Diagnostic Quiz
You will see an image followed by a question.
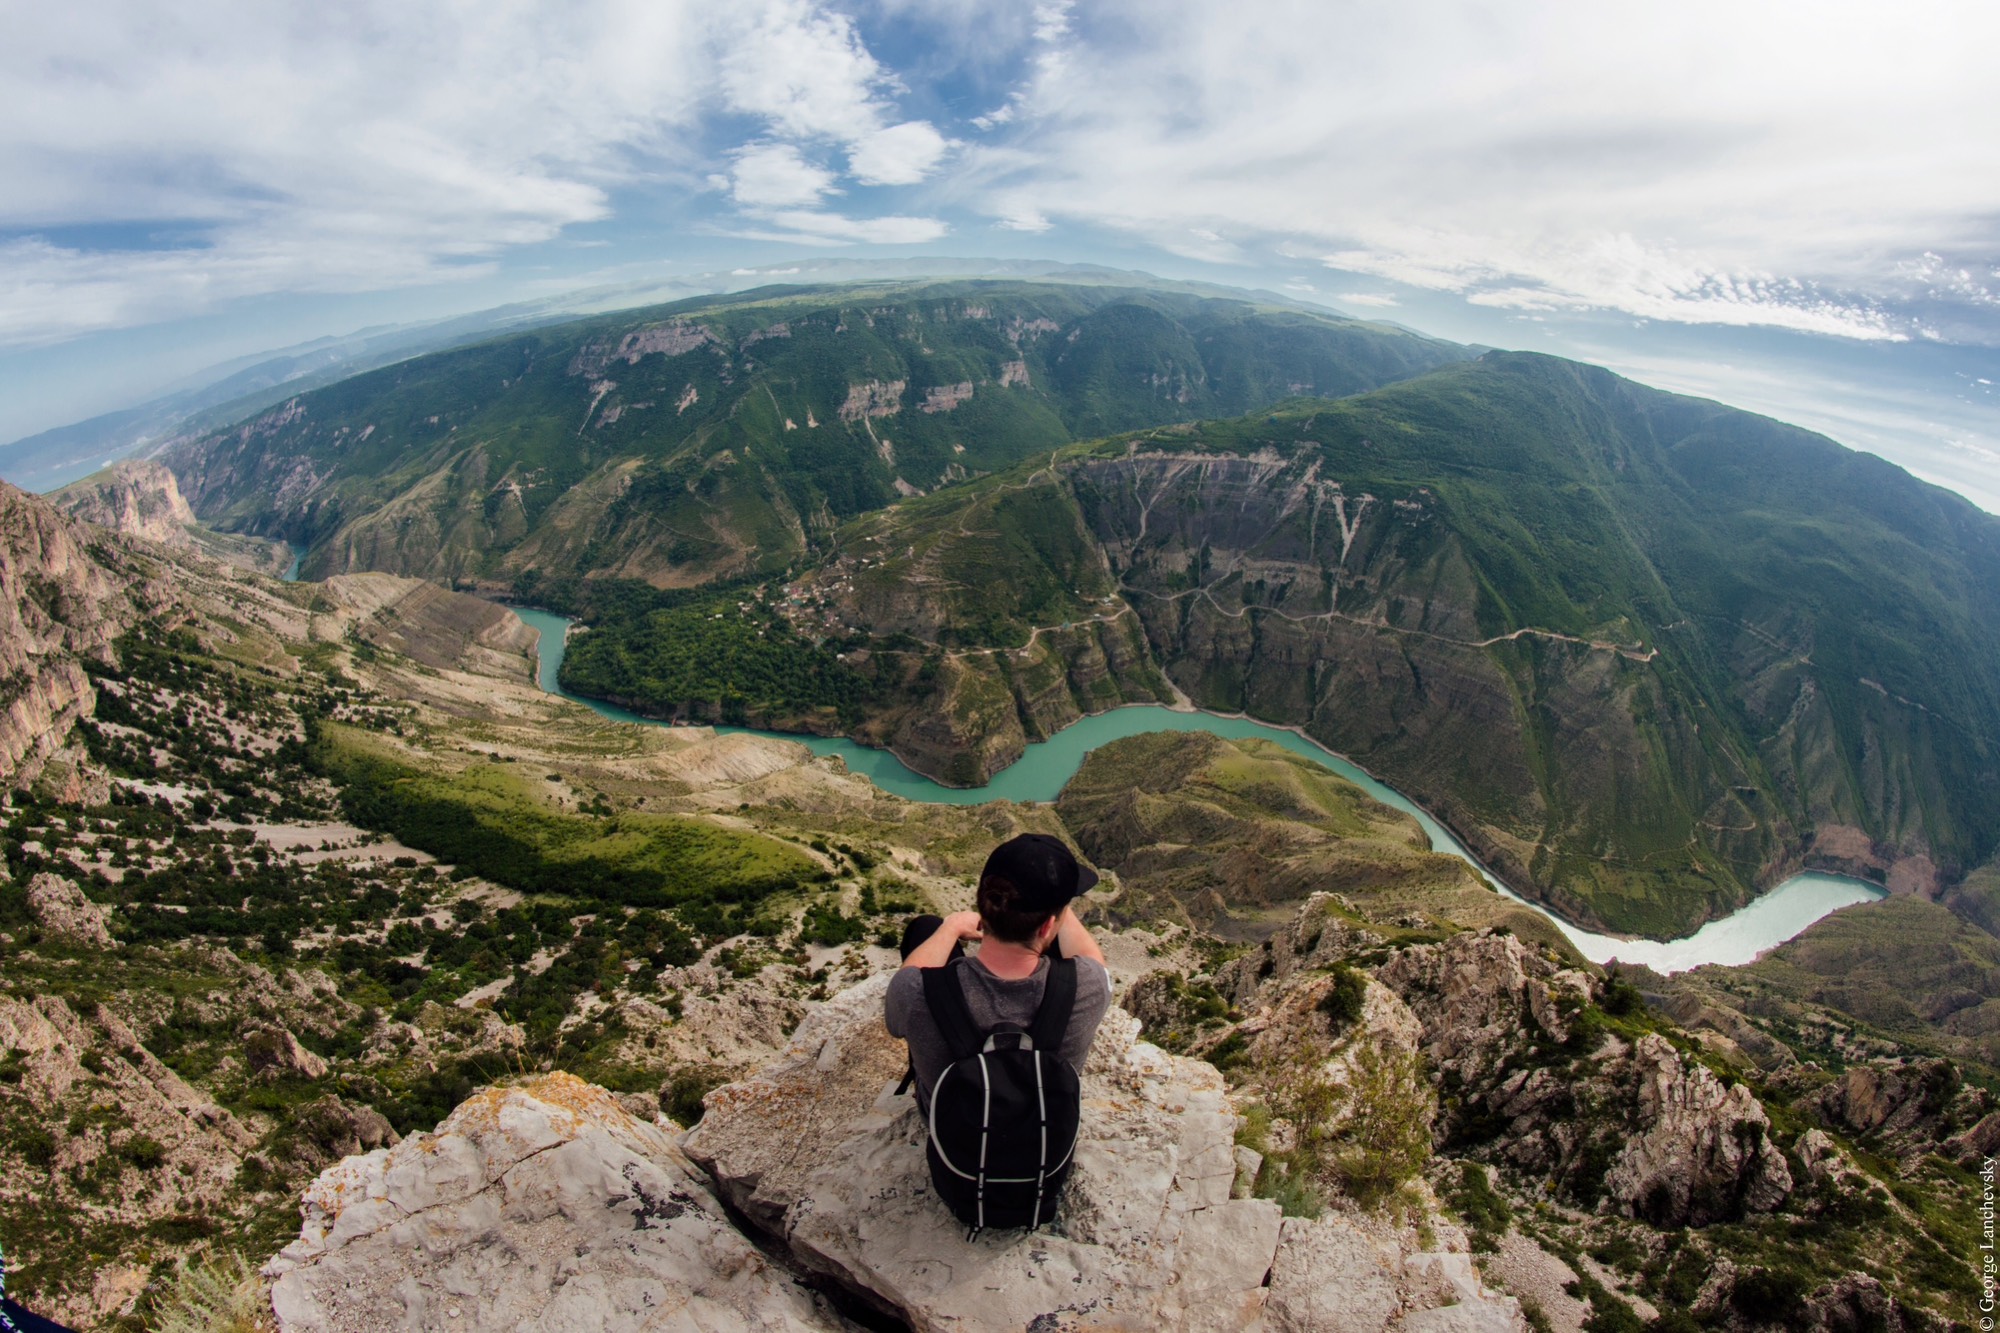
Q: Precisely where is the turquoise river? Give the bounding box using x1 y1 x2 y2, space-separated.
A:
511 607 1886 973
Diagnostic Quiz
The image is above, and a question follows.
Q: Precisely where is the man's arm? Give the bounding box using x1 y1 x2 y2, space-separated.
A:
1054 905 1106 967
901 910 983 969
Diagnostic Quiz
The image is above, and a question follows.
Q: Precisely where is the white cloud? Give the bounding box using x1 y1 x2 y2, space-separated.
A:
712 2 953 204
959 0 2000 341
1335 292 1400 308
9 0 1999 357
730 143 839 207
849 122 952 186
0 0 958 348
716 2 890 143
743 211 950 244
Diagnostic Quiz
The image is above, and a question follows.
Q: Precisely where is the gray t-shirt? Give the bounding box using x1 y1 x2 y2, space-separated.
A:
885 953 1112 1111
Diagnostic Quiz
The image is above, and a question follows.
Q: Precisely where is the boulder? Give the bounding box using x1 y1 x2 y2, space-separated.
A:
1262 1212 1526 1333
684 971 1282 1331
266 1072 852 1333
25 871 115 948
1947 1109 2000 1167
242 1022 330 1081
289 1095 399 1169
1802 1274 1935 1333
1375 931 1588 1085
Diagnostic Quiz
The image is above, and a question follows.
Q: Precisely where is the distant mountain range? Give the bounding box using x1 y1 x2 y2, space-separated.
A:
157 280 1463 587
0 257 1388 495
145 277 2000 937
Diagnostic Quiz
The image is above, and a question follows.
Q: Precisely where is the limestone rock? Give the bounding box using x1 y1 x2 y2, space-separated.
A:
29 744 112 806
1799 1058 1962 1148
0 991 254 1329
289 1095 399 1170
1265 1214 1403 1331
0 481 145 787
1374 932 1790 1227
49 459 197 546
1600 1034 1792 1226
1801 1273 1935 1333
243 1022 331 1081
1482 1233 1591 1333
1211 893 1386 1009
685 972 1284 1331
1947 1109 2000 1166
1376 932 1590 1084
25 871 115 948
267 1071 851 1333
1794 1129 1870 1197
319 573 539 680
1262 1207 1521 1333
686 972 1521 1333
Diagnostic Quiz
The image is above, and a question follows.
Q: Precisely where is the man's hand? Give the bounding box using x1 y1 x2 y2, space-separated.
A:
1054 905 1107 966
901 910 983 970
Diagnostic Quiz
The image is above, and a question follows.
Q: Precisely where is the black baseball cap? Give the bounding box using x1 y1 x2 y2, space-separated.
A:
981 833 1099 912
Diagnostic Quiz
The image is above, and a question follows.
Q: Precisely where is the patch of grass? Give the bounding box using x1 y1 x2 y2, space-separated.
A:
1446 1161 1513 1251
322 732 816 911
150 1253 274 1333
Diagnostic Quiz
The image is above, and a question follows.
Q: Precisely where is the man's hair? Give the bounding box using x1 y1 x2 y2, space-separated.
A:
977 872 1058 945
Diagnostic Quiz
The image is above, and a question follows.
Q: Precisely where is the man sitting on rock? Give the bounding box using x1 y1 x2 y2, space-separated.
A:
885 833 1111 1233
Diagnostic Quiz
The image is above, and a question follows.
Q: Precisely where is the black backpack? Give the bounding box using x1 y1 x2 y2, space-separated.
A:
914 952 1082 1237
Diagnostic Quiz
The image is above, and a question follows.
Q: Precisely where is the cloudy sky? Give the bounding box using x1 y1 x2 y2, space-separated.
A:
4 0 1997 505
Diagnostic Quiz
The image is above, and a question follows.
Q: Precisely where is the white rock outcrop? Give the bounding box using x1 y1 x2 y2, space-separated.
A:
1375 930 1791 1228
26 871 115 948
685 972 1522 1333
685 972 1281 1331
1600 1033 1792 1224
49 459 197 546
266 1072 854 1333
0 481 142 787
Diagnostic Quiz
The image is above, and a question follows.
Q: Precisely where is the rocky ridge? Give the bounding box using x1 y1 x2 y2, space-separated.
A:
260 889 1967 1332
0 480 149 791
48 460 198 546
270 970 1527 1332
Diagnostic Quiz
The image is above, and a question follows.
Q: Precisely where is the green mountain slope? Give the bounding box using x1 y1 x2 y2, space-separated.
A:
160 280 1464 588
573 351 1998 936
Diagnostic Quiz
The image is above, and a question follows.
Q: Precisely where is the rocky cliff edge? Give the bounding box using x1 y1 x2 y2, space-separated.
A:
267 970 1524 1332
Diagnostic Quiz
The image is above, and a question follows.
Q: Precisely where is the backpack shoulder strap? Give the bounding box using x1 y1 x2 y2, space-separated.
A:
921 958 983 1063
1028 954 1079 1056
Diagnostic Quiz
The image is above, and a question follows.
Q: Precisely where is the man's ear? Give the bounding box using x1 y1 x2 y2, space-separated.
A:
1037 914 1061 946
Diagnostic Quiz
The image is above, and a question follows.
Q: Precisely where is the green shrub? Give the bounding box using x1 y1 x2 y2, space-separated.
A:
1204 1032 1249 1072
1257 1036 1434 1211
118 1135 168 1170
1255 1163 1325 1219
1600 974 1646 1018
151 1254 273 1333
1729 1268 1811 1327
1318 964 1367 1033
663 1066 731 1127
17 1126 56 1168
